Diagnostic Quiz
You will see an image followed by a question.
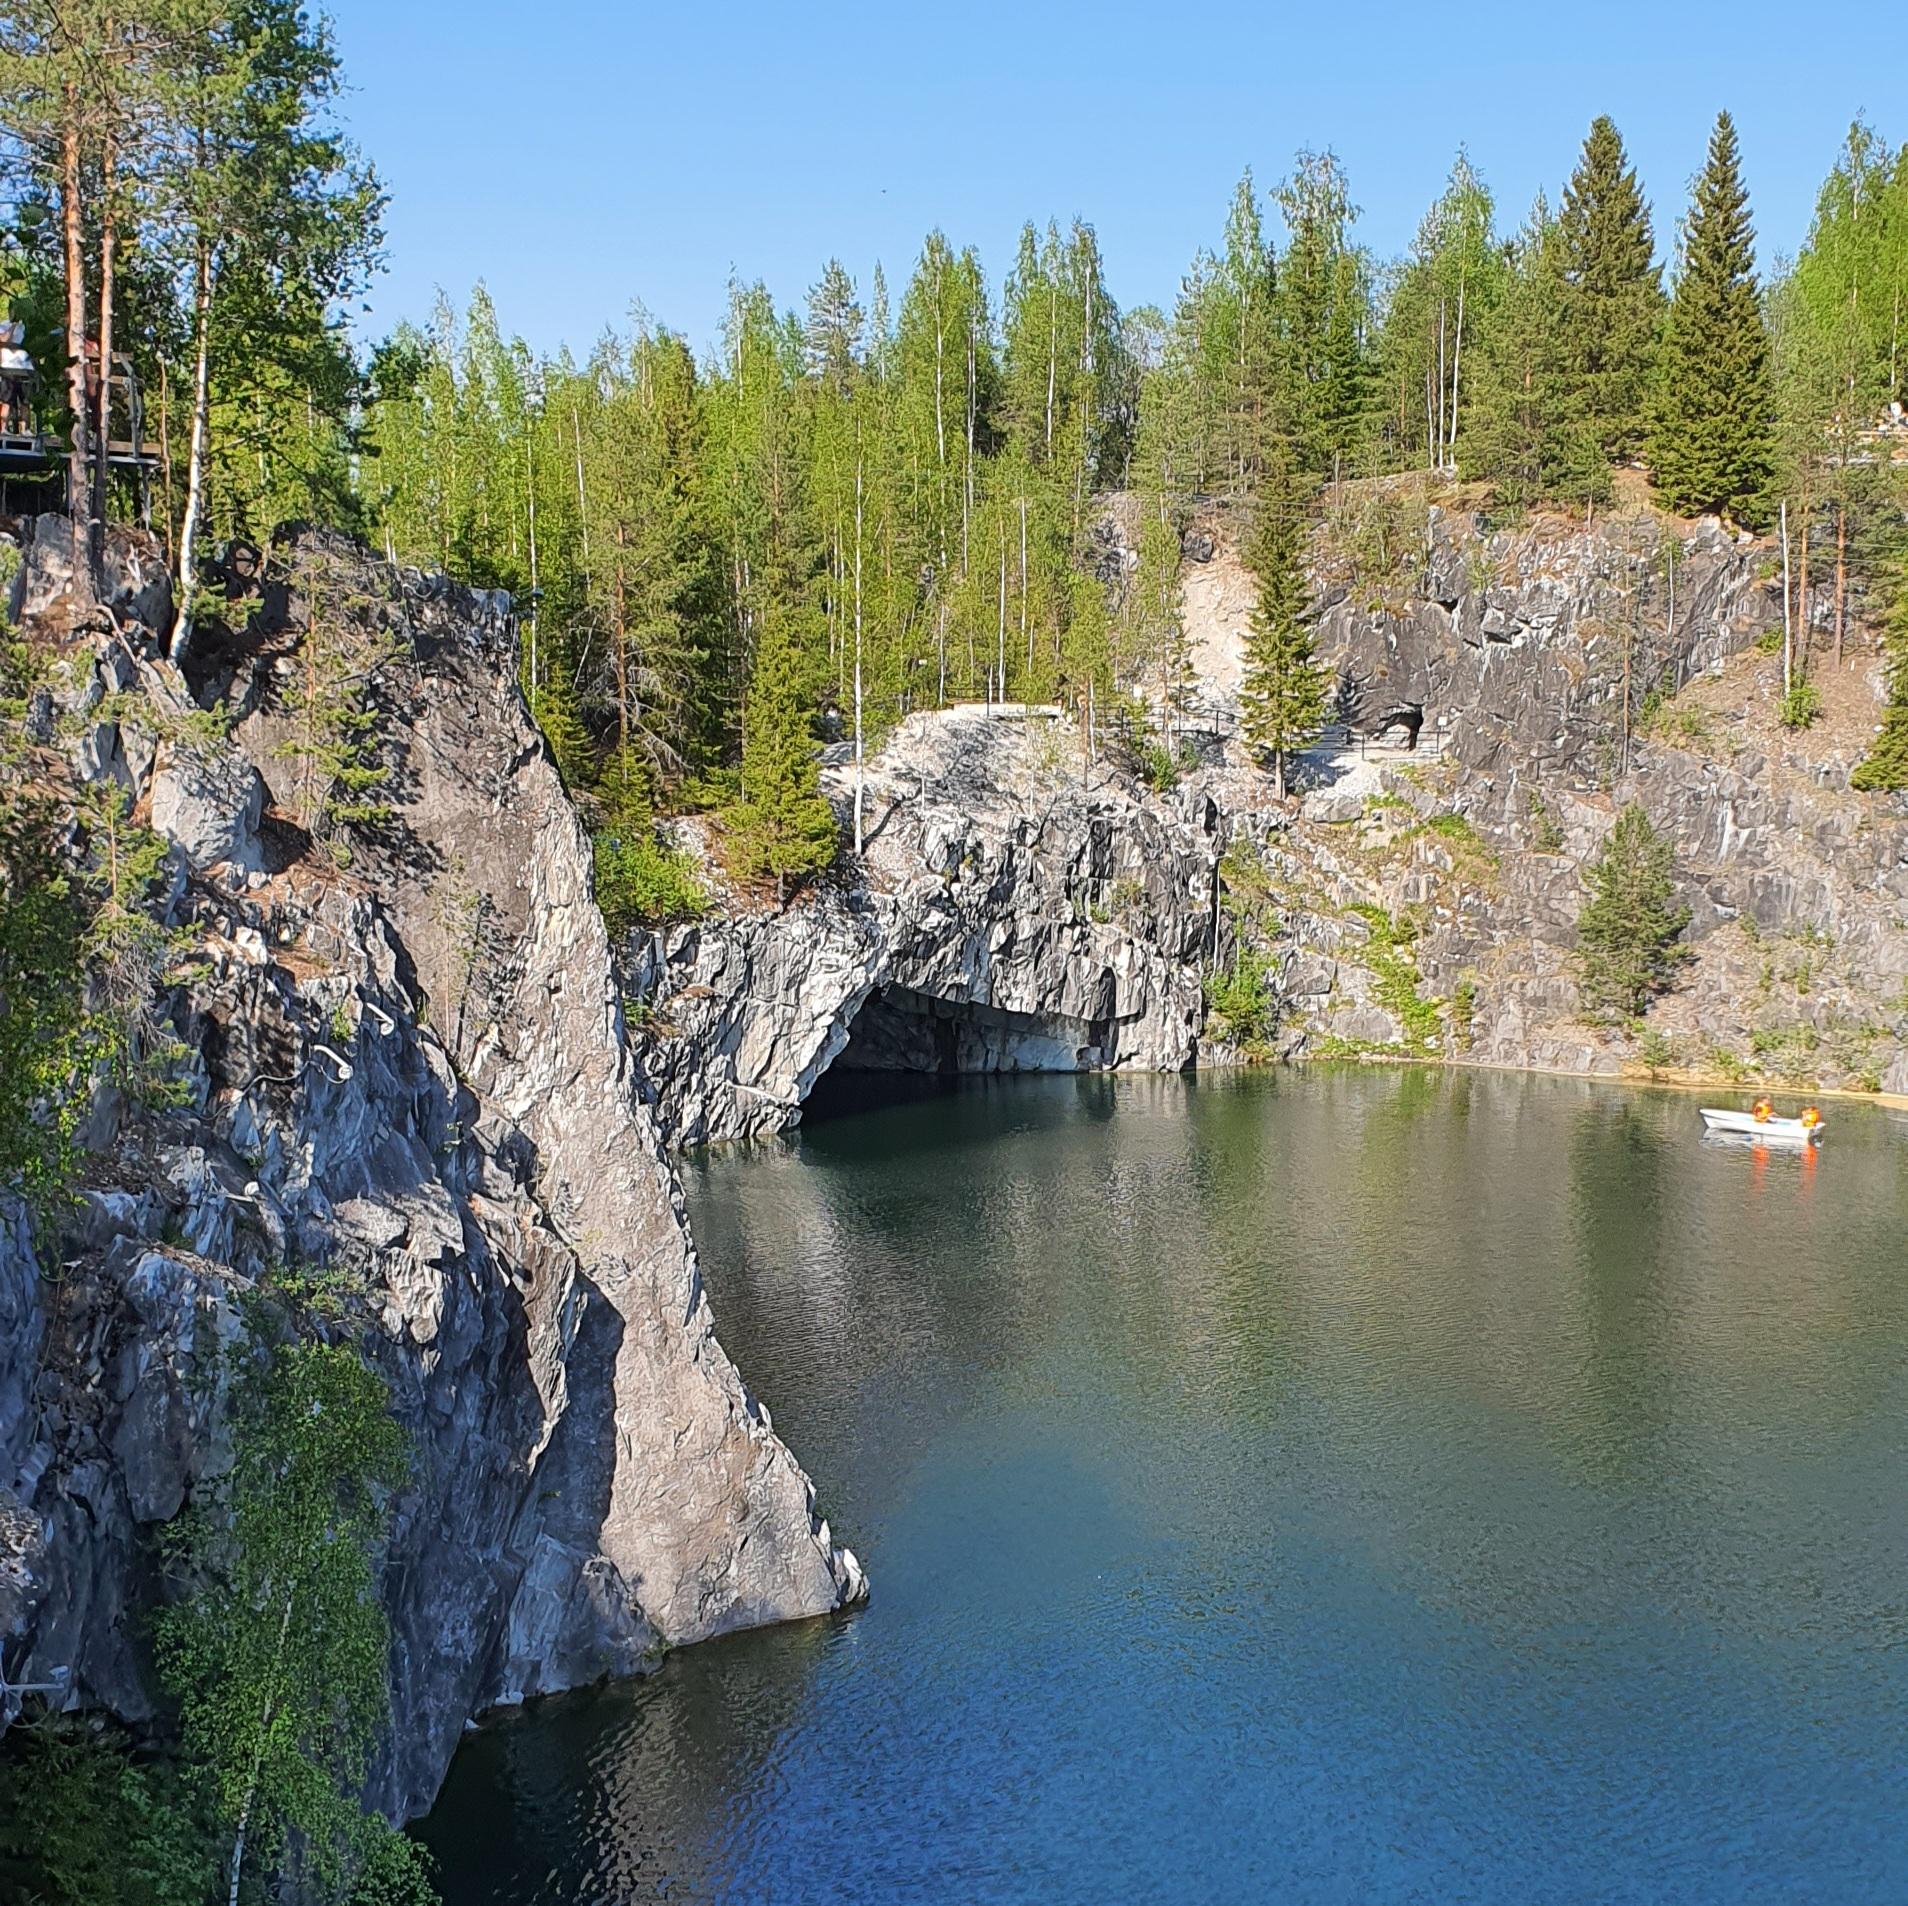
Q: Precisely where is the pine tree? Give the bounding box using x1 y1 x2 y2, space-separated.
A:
1557 116 1664 465
1574 803 1691 1018
725 604 837 901
1239 463 1328 798
1650 112 1775 523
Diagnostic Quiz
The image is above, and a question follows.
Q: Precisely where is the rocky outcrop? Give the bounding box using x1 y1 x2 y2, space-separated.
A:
633 710 1231 1146
0 522 863 1820
1313 504 1778 779
631 495 1907 1142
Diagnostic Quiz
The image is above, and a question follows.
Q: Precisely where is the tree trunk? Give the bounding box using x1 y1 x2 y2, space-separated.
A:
963 314 975 577
996 533 1006 706
571 405 589 561
1779 500 1793 697
157 357 174 567
1045 283 1057 460
169 240 214 663
524 432 539 693
1796 518 1812 677
853 452 864 855
612 525 629 753
1019 497 1030 692
227 1590 296 1906
1834 501 1848 666
60 87 93 597
93 119 117 576
1447 278 1466 474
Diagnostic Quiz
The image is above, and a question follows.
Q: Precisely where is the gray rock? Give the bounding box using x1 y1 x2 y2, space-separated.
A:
631 711 1225 1146
1 524 864 1823
150 743 265 872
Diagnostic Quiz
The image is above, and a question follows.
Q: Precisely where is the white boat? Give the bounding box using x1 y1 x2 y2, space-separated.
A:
1699 1107 1825 1144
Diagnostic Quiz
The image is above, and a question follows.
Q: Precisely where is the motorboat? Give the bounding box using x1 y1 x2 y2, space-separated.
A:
1699 1105 1824 1144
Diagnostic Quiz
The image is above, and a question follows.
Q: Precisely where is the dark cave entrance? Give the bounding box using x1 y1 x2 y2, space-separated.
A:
802 985 1112 1123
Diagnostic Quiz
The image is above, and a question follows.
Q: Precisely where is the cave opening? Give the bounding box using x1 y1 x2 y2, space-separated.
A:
801 985 1112 1123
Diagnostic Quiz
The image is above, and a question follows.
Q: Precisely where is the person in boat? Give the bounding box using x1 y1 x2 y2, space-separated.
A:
1800 1106 1822 1130
1752 1097 1774 1123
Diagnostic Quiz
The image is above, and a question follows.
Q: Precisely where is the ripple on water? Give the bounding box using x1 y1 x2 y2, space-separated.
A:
420 1070 1908 1905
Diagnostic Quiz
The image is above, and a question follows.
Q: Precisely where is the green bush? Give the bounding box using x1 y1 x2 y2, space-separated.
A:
1204 958 1277 1056
1138 739 1179 793
594 829 707 939
346 1827 439 1906
1778 681 1823 729
0 1723 220 1906
1344 903 1444 1050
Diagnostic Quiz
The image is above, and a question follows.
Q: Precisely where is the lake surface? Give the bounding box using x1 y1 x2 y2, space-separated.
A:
420 1068 1908 1904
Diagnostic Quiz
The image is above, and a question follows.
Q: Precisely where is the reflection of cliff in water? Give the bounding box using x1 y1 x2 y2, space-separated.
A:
422 1069 1908 1905
419 1617 847 1902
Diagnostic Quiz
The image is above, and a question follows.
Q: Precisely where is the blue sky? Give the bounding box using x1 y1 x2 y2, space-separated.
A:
324 0 1905 358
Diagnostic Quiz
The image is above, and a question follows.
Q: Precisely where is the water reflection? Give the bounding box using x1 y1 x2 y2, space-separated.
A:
422 1069 1908 1905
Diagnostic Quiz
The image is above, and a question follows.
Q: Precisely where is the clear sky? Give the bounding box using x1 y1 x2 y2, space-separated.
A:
323 0 1906 359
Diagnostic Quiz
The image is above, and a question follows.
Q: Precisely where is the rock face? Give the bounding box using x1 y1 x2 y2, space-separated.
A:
629 497 1908 1144
0 522 863 1821
1313 505 1777 779
633 710 1229 1146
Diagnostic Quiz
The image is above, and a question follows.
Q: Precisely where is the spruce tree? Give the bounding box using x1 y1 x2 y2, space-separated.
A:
725 605 837 902
1650 112 1775 523
804 258 863 394
1575 803 1691 1019
1468 194 1585 505
1557 116 1664 465
1239 463 1328 798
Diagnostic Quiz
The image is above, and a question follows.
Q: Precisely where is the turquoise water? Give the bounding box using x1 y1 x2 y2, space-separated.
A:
420 1069 1908 1904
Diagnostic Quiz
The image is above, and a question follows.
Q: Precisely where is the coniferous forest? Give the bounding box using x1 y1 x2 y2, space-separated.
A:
7 7 1908 886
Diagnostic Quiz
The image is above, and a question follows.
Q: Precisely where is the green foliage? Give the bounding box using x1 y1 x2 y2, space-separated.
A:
592 750 707 937
721 606 837 901
1635 1027 1677 1076
1137 737 1179 793
272 541 402 858
0 766 194 1219
593 836 706 937
1422 812 1488 852
0 1722 222 1906
1526 791 1566 854
1451 973 1479 1050
1345 902 1444 1049
1650 113 1775 522
155 1341 411 1905
1575 803 1691 1019
1557 116 1665 466
345 1828 438 1906
1852 567 1908 792
1204 958 1277 1058
1778 681 1824 729
1239 465 1328 795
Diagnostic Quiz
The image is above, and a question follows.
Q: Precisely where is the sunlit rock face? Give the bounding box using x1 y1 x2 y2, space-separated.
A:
0 520 863 1821
631 710 1230 1147
633 501 1908 1120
